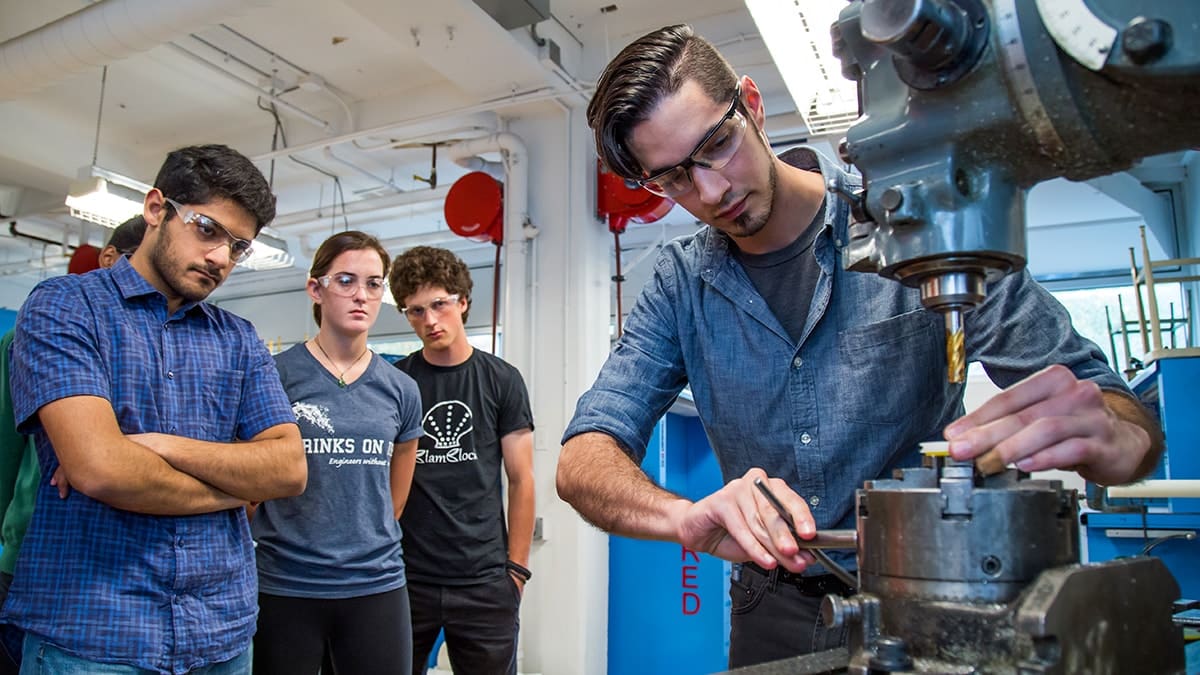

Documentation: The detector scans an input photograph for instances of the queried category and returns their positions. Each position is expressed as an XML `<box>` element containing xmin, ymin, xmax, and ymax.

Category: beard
<box><xmin>148</xmin><ymin>220</ymin><xmax>226</xmax><ymax>304</ymax></box>
<box><xmin>726</xmin><ymin>156</ymin><xmax>777</xmax><ymax>240</ymax></box>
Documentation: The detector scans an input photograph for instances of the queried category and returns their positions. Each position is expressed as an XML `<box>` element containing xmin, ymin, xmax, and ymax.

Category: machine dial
<box><xmin>1034</xmin><ymin>0</ymin><xmax>1118</xmax><ymax>70</ymax></box>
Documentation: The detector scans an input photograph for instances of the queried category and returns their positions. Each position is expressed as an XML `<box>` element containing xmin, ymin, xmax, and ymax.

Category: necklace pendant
<box><xmin>337</xmin><ymin>377</ymin><xmax>347</xmax><ymax>388</ymax></box>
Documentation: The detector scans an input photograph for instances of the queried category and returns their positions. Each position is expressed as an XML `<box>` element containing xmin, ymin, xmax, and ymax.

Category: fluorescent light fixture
<box><xmin>66</xmin><ymin>176</ymin><xmax>145</xmax><ymax>228</ymax></box>
<box><xmin>240</xmin><ymin>227</ymin><xmax>294</xmax><ymax>271</ymax></box>
<box><xmin>744</xmin><ymin>0</ymin><xmax>861</xmax><ymax>137</ymax></box>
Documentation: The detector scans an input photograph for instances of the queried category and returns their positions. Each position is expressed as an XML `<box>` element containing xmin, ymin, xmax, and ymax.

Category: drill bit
<box><xmin>945</xmin><ymin>308</ymin><xmax>966</xmax><ymax>383</ymax></box>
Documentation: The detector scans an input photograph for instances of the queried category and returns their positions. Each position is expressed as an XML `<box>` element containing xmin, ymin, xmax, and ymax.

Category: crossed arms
<box><xmin>40</xmin><ymin>395</ymin><xmax>305</xmax><ymax>516</ymax></box>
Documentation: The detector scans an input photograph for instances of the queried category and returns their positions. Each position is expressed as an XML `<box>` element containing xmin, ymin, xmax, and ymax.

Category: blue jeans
<box><xmin>20</xmin><ymin>634</ymin><xmax>251</xmax><ymax>675</ymax></box>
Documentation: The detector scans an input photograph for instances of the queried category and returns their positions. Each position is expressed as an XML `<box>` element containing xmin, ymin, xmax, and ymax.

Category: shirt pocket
<box><xmin>834</xmin><ymin>309</ymin><xmax>943</xmax><ymax>425</ymax></box>
<box><xmin>177</xmin><ymin>367</ymin><xmax>243</xmax><ymax>441</ymax></box>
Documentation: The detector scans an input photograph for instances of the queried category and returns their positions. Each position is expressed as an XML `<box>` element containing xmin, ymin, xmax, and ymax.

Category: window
<box><xmin>1050</xmin><ymin>282</ymin><xmax>1188</xmax><ymax>372</ymax></box>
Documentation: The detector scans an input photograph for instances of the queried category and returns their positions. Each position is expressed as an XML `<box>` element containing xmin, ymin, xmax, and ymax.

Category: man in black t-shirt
<box><xmin>389</xmin><ymin>246</ymin><xmax>535</xmax><ymax>675</ymax></box>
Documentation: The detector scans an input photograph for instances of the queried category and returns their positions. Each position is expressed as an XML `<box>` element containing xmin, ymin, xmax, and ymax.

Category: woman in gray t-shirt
<box><xmin>251</xmin><ymin>231</ymin><xmax>423</xmax><ymax>675</ymax></box>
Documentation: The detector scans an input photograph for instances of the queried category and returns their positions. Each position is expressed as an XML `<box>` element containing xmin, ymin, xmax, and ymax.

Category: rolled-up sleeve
<box><xmin>968</xmin><ymin>270</ymin><xmax>1128</xmax><ymax>393</ymax></box>
<box><xmin>561</xmin><ymin>250</ymin><xmax>691</xmax><ymax>465</ymax></box>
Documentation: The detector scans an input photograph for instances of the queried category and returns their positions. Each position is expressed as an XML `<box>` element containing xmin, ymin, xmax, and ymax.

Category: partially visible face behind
<box><xmin>148</xmin><ymin>195</ymin><xmax>257</xmax><ymax>304</ymax></box>
<box><xmin>627</xmin><ymin>78</ymin><xmax>776</xmax><ymax>241</ymax></box>
<box><xmin>311</xmin><ymin>248</ymin><xmax>387</xmax><ymax>334</ymax></box>
<box><xmin>402</xmin><ymin>284</ymin><xmax>468</xmax><ymax>352</ymax></box>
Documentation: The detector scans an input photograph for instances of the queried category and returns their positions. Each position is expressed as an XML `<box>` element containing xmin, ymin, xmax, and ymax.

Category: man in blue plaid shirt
<box><xmin>5</xmin><ymin>145</ymin><xmax>306</xmax><ymax>674</ymax></box>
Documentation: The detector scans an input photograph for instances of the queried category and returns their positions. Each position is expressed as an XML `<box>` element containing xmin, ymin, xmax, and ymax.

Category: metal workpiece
<box><xmin>1013</xmin><ymin>557</ymin><xmax>1185</xmax><ymax>674</ymax></box>
<box><xmin>824</xmin><ymin>559</ymin><xmax>1184</xmax><ymax>674</ymax></box>
<box><xmin>859</xmin><ymin>464</ymin><xmax>1078</xmax><ymax>603</ymax></box>
<box><xmin>833</xmin><ymin>0</ymin><xmax>1200</xmax><ymax>381</ymax></box>
<box><xmin>795</xmin><ymin>529</ymin><xmax>859</xmax><ymax>551</ymax></box>
<box><xmin>726</xmin><ymin>458</ymin><xmax>1187</xmax><ymax>673</ymax></box>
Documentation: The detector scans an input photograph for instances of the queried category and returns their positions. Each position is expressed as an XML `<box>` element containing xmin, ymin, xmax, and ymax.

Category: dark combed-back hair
<box><xmin>154</xmin><ymin>144</ymin><xmax>277</xmax><ymax>233</ymax></box>
<box><xmin>587</xmin><ymin>24</ymin><xmax>740</xmax><ymax>180</ymax></box>
<box><xmin>389</xmin><ymin>246</ymin><xmax>474</xmax><ymax>323</ymax></box>
<box><xmin>309</xmin><ymin>230</ymin><xmax>391</xmax><ymax>327</ymax></box>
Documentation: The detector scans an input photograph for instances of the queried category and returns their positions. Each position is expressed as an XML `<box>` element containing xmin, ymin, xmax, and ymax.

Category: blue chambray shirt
<box><xmin>562</xmin><ymin>147</ymin><xmax>1129</xmax><ymax>569</ymax></box>
<box><xmin>5</xmin><ymin>256</ymin><xmax>296</xmax><ymax>674</ymax></box>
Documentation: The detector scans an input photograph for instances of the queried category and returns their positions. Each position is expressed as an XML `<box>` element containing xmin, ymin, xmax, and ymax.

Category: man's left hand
<box><xmin>945</xmin><ymin>364</ymin><xmax>1157</xmax><ymax>485</ymax></box>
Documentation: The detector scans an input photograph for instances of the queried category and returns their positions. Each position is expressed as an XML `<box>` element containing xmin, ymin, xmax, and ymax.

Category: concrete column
<box><xmin>504</xmin><ymin>106</ymin><xmax>612</xmax><ymax>675</ymax></box>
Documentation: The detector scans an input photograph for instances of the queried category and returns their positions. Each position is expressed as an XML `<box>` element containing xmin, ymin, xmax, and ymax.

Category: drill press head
<box><xmin>832</xmin><ymin>0</ymin><xmax>1200</xmax><ymax>382</ymax></box>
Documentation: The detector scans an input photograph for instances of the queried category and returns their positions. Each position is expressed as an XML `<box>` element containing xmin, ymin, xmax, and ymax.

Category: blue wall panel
<box><xmin>608</xmin><ymin>413</ymin><xmax>730</xmax><ymax>675</ymax></box>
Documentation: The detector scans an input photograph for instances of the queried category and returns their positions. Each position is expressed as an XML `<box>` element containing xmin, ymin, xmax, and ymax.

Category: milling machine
<box><xmin>831</xmin><ymin>0</ymin><xmax>1200</xmax><ymax>382</ymax></box>
<box><xmin>729</xmin><ymin>0</ymin><xmax>1200</xmax><ymax>671</ymax></box>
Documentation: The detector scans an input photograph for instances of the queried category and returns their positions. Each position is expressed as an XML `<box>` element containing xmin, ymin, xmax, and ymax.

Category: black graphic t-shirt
<box><xmin>396</xmin><ymin>349</ymin><xmax>533</xmax><ymax>584</ymax></box>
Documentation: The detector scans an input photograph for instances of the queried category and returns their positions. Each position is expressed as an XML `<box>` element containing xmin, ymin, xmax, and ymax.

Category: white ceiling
<box><xmin>0</xmin><ymin>0</ymin><xmax>1189</xmax><ymax>310</ymax></box>
<box><xmin>0</xmin><ymin>0</ymin><xmax>786</xmax><ymax>306</ymax></box>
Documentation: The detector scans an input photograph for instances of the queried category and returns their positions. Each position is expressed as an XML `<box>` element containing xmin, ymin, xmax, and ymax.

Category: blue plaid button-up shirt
<box><xmin>4</xmin><ymin>256</ymin><xmax>295</xmax><ymax>674</ymax></box>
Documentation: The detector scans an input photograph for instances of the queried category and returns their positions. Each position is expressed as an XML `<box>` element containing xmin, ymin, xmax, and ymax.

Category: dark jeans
<box><xmin>728</xmin><ymin>563</ymin><xmax>854</xmax><ymax>669</ymax></box>
<box><xmin>409</xmin><ymin>575</ymin><xmax>521</xmax><ymax>675</ymax></box>
<box><xmin>254</xmin><ymin>587</ymin><xmax>412</xmax><ymax>675</ymax></box>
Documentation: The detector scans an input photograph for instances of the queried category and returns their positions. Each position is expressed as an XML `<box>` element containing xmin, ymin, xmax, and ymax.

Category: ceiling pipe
<box><xmin>322</xmin><ymin>147</ymin><xmax>404</xmax><ymax>193</ymax></box>
<box><xmin>9</xmin><ymin>222</ymin><xmax>76</xmax><ymax>252</ymax></box>
<box><xmin>453</xmin><ymin>155</ymin><xmax>505</xmax><ymax>181</ymax></box>
<box><xmin>270</xmin><ymin>184</ymin><xmax>451</xmax><ymax>230</ymax></box>
<box><xmin>167</xmin><ymin>43</ymin><xmax>331</xmax><ymax>132</ymax></box>
<box><xmin>250</xmin><ymin>87</ymin><xmax>564</xmax><ymax>164</ymax></box>
<box><xmin>0</xmin><ymin>0</ymin><xmax>267</xmax><ymax>101</ymax></box>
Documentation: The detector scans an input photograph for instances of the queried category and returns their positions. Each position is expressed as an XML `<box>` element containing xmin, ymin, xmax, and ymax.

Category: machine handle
<box><xmin>795</xmin><ymin>529</ymin><xmax>859</xmax><ymax>550</ymax></box>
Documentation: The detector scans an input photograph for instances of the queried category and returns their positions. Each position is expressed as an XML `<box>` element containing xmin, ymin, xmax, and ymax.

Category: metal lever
<box><xmin>753</xmin><ymin>478</ymin><xmax>859</xmax><ymax>591</ymax></box>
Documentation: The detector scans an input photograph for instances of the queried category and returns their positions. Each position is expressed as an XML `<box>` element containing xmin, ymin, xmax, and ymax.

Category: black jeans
<box><xmin>254</xmin><ymin>586</ymin><xmax>412</xmax><ymax>675</ymax></box>
<box><xmin>409</xmin><ymin>575</ymin><xmax>521</xmax><ymax>675</ymax></box>
<box><xmin>728</xmin><ymin>563</ymin><xmax>854</xmax><ymax>669</ymax></box>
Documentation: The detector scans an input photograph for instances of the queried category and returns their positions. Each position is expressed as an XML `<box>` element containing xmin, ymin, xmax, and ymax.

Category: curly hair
<box><xmin>389</xmin><ymin>246</ymin><xmax>473</xmax><ymax>323</ymax></box>
<box><xmin>587</xmin><ymin>24</ymin><xmax>739</xmax><ymax>180</ymax></box>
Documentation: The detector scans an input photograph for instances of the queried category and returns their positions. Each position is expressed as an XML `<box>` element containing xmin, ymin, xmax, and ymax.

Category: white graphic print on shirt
<box><xmin>293</xmin><ymin>401</ymin><xmax>335</xmax><ymax>434</ymax></box>
<box><xmin>418</xmin><ymin>400</ymin><xmax>478</xmax><ymax>463</ymax></box>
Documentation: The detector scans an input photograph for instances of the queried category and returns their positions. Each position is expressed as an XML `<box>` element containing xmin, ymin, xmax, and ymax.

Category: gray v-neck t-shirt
<box><xmin>253</xmin><ymin>344</ymin><xmax>423</xmax><ymax>598</ymax></box>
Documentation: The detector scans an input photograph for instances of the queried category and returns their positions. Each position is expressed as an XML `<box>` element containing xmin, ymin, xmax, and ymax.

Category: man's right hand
<box><xmin>670</xmin><ymin>468</ymin><xmax>817</xmax><ymax>573</ymax></box>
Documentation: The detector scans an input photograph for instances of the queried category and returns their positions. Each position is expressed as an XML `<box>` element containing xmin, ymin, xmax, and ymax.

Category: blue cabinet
<box><xmin>608</xmin><ymin>412</ymin><xmax>730</xmax><ymax>675</ymax></box>
<box><xmin>1083</xmin><ymin>356</ymin><xmax>1200</xmax><ymax>600</ymax></box>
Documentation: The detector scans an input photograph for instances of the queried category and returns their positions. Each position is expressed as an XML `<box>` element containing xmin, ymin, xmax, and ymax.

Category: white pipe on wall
<box><xmin>445</xmin><ymin>132</ymin><xmax>536</xmax><ymax>373</ymax></box>
<box><xmin>1106</xmin><ymin>480</ymin><xmax>1200</xmax><ymax>499</ymax></box>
